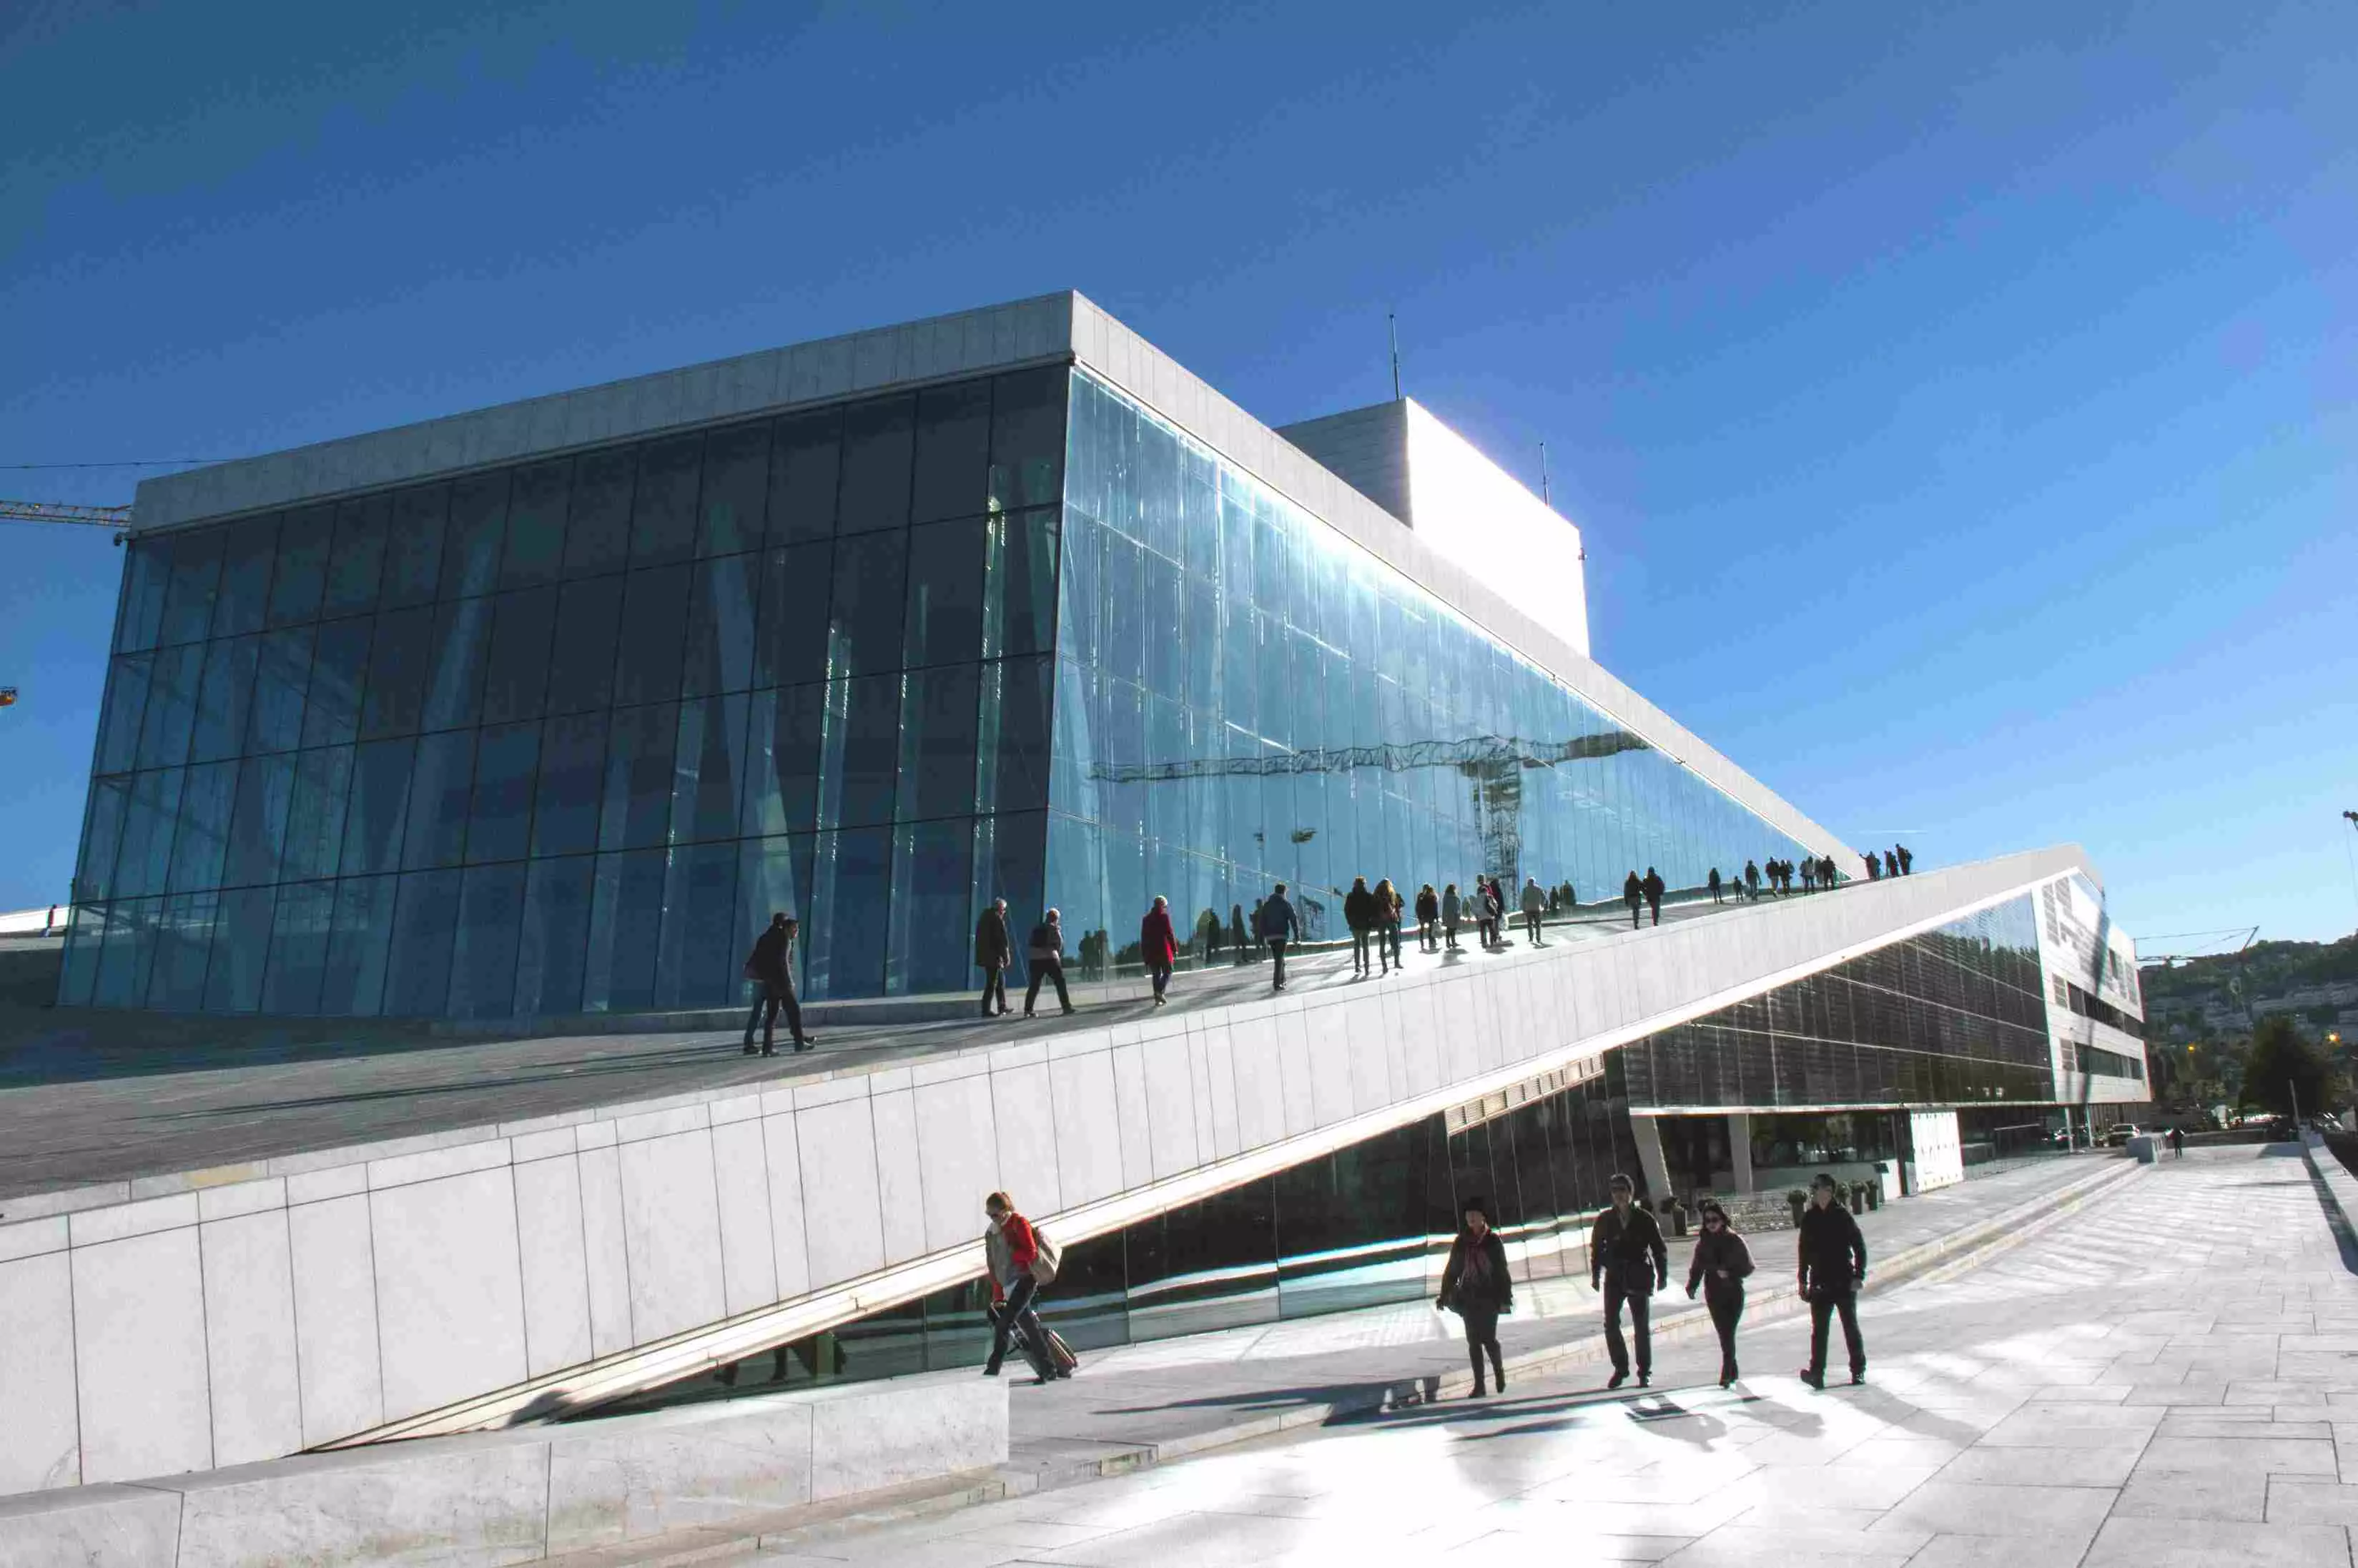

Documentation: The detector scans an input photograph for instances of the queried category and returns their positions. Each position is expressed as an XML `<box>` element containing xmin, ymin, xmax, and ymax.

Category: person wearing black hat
<box><xmin>1436</xmin><ymin>1197</ymin><xmax>1514</xmax><ymax>1396</ymax></box>
<box><xmin>1797</xmin><ymin>1171</ymin><xmax>1868</xmax><ymax>1389</ymax></box>
<box><xmin>1684</xmin><ymin>1199</ymin><xmax>1756</xmax><ymax>1387</ymax></box>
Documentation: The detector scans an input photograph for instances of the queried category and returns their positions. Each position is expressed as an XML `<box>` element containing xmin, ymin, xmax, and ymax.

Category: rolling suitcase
<box><xmin>989</xmin><ymin>1302</ymin><xmax>1058</xmax><ymax>1381</ymax></box>
<box><xmin>1039</xmin><ymin>1325</ymin><xmax>1079</xmax><ymax>1379</ymax></box>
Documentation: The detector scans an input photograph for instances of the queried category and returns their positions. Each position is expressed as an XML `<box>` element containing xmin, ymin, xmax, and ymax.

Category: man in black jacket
<box><xmin>741</xmin><ymin>913</ymin><xmax>814</xmax><ymax>1055</ymax></box>
<box><xmin>1589</xmin><ymin>1173</ymin><xmax>1668</xmax><ymax>1389</ymax></box>
<box><xmin>975</xmin><ymin>898</ymin><xmax>1012</xmax><ymax>1017</ymax></box>
<box><xmin>1797</xmin><ymin>1171</ymin><xmax>1868</xmax><ymax>1388</ymax></box>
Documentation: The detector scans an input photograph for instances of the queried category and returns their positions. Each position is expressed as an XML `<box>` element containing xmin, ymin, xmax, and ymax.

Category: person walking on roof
<box><xmin>1622</xmin><ymin>870</ymin><xmax>1643</xmax><ymax>930</ymax></box>
<box><xmin>1641</xmin><ymin>867</ymin><xmax>1665</xmax><ymax>927</ymax></box>
<box><xmin>1344</xmin><ymin>877</ymin><xmax>1376</xmax><ymax>977</ymax></box>
<box><xmin>1797</xmin><ymin>1172</ymin><xmax>1869</xmax><ymax>1389</ymax></box>
<box><xmin>1685</xmin><ymin>1199</ymin><xmax>1756</xmax><ymax>1387</ymax></box>
<box><xmin>1374</xmin><ymin>877</ymin><xmax>1404</xmax><ymax>974</ymax></box>
<box><xmin>1521</xmin><ymin>877</ymin><xmax>1546</xmax><ymax>946</ymax></box>
<box><xmin>1896</xmin><ymin>844</ymin><xmax>1913</xmax><ymax>875</ymax></box>
<box><xmin>1259</xmin><ymin>882</ymin><xmax>1299</xmax><ymax>991</ymax></box>
<box><xmin>1438</xmin><ymin>1196</ymin><xmax>1514</xmax><ymax>1398</ymax></box>
<box><xmin>741</xmin><ymin>913</ymin><xmax>814</xmax><ymax>1056</ymax></box>
<box><xmin>1140</xmin><ymin>895</ymin><xmax>1178</xmax><ymax>1007</ymax></box>
<box><xmin>1441</xmin><ymin>882</ymin><xmax>1464</xmax><ymax>951</ymax></box>
<box><xmin>1885</xmin><ymin>848</ymin><xmax>1900</xmax><ymax>879</ymax></box>
<box><xmin>1745</xmin><ymin>859</ymin><xmax>1762</xmax><ymax>900</ymax></box>
<box><xmin>975</xmin><ymin>897</ymin><xmax>1012</xmax><ymax>1017</ymax></box>
<box><xmin>1591</xmin><ymin>1173</ymin><xmax>1667</xmax><ymax>1389</ymax></box>
<box><xmin>1023</xmin><ymin>909</ymin><xmax>1075</xmax><ymax>1018</ymax></box>
<box><xmin>1416</xmin><ymin>883</ymin><xmax>1441</xmax><ymax>953</ymax></box>
<box><xmin>1708</xmin><ymin>867</ymin><xmax>1723</xmax><ymax>905</ymax></box>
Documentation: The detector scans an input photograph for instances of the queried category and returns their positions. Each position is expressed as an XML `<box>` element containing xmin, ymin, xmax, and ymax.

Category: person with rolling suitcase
<box><xmin>982</xmin><ymin>1190</ymin><xmax>1073</xmax><ymax>1381</ymax></box>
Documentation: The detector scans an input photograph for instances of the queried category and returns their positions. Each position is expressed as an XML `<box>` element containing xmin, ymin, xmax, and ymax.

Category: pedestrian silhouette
<box><xmin>1641</xmin><ymin>867</ymin><xmax>1664</xmax><ymax>927</ymax></box>
<box><xmin>1896</xmin><ymin>843</ymin><xmax>1913</xmax><ymax>875</ymax></box>
<box><xmin>1622</xmin><ymin>870</ymin><xmax>1642</xmax><ymax>929</ymax></box>
<box><xmin>1884</xmin><ymin>849</ymin><xmax>1899</xmax><ymax>879</ymax></box>
<box><xmin>1707</xmin><ymin>867</ymin><xmax>1723</xmax><ymax>905</ymax></box>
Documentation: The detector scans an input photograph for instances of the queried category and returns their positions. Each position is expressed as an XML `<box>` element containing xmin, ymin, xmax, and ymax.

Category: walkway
<box><xmin>740</xmin><ymin>1146</ymin><xmax>2358</xmax><ymax>1567</ymax></box>
<box><xmin>0</xmin><ymin>883</ymin><xmax>1814</xmax><ymax>1201</ymax></box>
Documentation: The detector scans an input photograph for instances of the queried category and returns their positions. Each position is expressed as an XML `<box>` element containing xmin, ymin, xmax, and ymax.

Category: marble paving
<box><xmin>744</xmin><ymin>1145</ymin><xmax>2358</xmax><ymax>1567</ymax></box>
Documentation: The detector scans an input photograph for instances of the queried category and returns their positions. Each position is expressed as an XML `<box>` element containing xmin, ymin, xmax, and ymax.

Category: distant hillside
<box><xmin>2142</xmin><ymin>935</ymin><xmax>2358</xmax><ymax>1017</ymax></box>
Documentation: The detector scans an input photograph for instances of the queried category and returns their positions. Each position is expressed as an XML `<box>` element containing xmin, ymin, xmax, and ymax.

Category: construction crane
<box><xmin>1</xmin><ymin>498</ymin><xmax>133</xmax><ymax>543</ymax></box>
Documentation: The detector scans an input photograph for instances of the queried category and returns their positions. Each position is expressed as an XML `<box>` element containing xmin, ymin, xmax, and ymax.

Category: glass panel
<box><xmin>266</xmin><ymin>506</ymin><xmax>333</xmax><ymax>626</ymax></box>
<box><xmin>582</xmin><ymin>848</ymin><xmax>666</xmax><ymax>1012</ymax></box>
<box><xmin>826</xmin><ymin>532</ymin><xmax>907</xmax><ymax>678</ymax></box>
<box><xmin>383</xmin><ymin>869</ymin><xmax>463</xmax><ymax>1015</ymax></box>
<box><xmin>112</xmin><ymin>767</ymin><xmax>183</xmax><ymax>897</ymax></box>
<box><xmin>225</xmin><ymin>754</ymin><xmax>296</xmax><ymax>887</ymax></box>
<box><xmin>837</xmin><ymin>394</ymin><xmax>914</xmax><ymax>534</ymax></box>
<box><xmin>442</xmin><ymin>470</ymin><xmax>510</xmax><ymax>600</ymax></box>
<box><xmin>671</xmin><ymin>694</ymin><xmax>749</xmax><ymax>845</ymax></box>
<box><xmin>203</xmin><ymin>885</ymin><xmax>275</xmax><ymax>1013</ymax></box>
<box><xmin>323</xmin><ymin>495</ymin><xmax>390</xmax><ymax>618</ymax></box>
<box><xmin>400</xmin><ymin>730</ymin><xmax>475</xmax><ymax>869</ymax></box>
<box><xmin>96</xmin><ymin>653</ymin><xmax>152</xmax><ymax>775</ymax></box>
<box><xmin>653</xmin><ymin>842</ymin><xmax>738</xmax><ymax>1008</ymax></box>
<box><xmin>734</xmin><ymin>836</ymin><xmax>814</xmax><ymax>987</ymax></box>
<box><xmin>598</xmin><ymin>703</ymin><xmax>678</xmax><ymax>850</ymax></box>
<box><xmin>190</xmin><ymin>635</ymin><xmax>259</xmax><ymax>763</ymax></box>
<box><xmin>972</xmin><ymin>811</ymin><xmax>1046</xmax><ymax>965</ymax></box>
<box><xmin>698</xmin><ymin>423</ymin><xmax>769</xmax><ymax>557</ymax></box>
<box><xmin>753</xmin><ymin>541</ymin><xmax>830</xmax><ymax>689</ymax></box>
<box><xmin>819</xmin><ymin>674</ymin><xmax>899</xmax><ymax>829</ymax></box>
<box><xmin>631</xmin><ymin>436</ymin><xmax>702</xmax><ymax>565</ymax></box>
<box><xmin>467</xmin><ymin>722</ymin><xmax>541</xmax><ymax>864</ymax></box>
<box><xmin>500</xmin><ymin>460</ymin><xmax>571</xmax><ymax>589</ymax></box>
<box><xmin>159</xmin><ymin>528</ymin><xmax>225</xmax><ymax>646</ymax></box>
<box><xmin>898</xmin><ymin>664</ymin><xmax>978</xmax><ymax>821</ymax></box>
<box><xmin>384</xmin><ymin>485</ymin><xmax>448</xmax><ymax>607</ymax></box>
<box><xmin>321</xmin><ymin>874</ymin><xmax>398</xmax><ymax>1015</ymax></box>
<box><xmin>75</xmin><ymin>775</ymin><xmax>130</xmax><ymax>903</ymax></box>
<box><xmin>57</xmin><ymin>903</ymin><xmax>106</xmax><ymax>1007</ymax></box>
<box><xmin>912</xmin><ymin>380</ymin><xmax>992</xmax><ymax>523</ymax></box>
<box><xmin>282</xmin><ymin>746</ymin><xmax>352</xmax><ymax>882</ymax></box>
<box><xmin>358</xmin><ymin>607</ymin><xmax>432</xmax><ymax>739</ymax></box>
<box><xmin>245</xmin><ymin>627</ymin><xmax>312</xmax><ymax>754</ymax></box>
<box><xmin>448</xmin><ymin>862</ymin><xmax>528</xmax><ymax>1018</ymax></box>
<box><xmin>806</xmin><ymin>826</ymin><xmax>889</xmax><ymax>999</ymax></box>
<box><xmin>116</xmin><ymin>537</ymin><xmax>169</xmax><ymax>653</ymax></box>
<box><xmin>136</xmin><ymin>642</ymin><xmax>203</xmax><ymax>769</ymax></box>
<box><xmin>515</xmin><ymin>855</ymin><xmax>596</xmax><ymax>1016</ymax></box>
<box><xmin>260</xmin><ymin>880</ymin><xmax>335</xmax><ymax>1014</ymax></box>
<box><xmin>885</xmin><ymin>817</ymin><xmax>972</xmax><ymax>995</ymax></box>
<box><xmin>681</xmin><ymin>552</ymin><xmax>760</xmax><ymax>697</ymax></box>
<box><xmin>548</xmin><ymin>575</ymin><xmax>625</xmax><ymax>714</ymax></box>
<box><xmin>340</xmin><ymin>738</ymin><xmax>415</xmax><ymax>877</ymax></box>
<box><xmin>981</xmin><ymin>508</ymin><xmax>1057</xmax><ymax>661</ymax></box>
<box><xmin>420</xmin><ymin>596</ymin><xmax>493</xmax><ymax>731</ymax></box>
<box><xmin>92</xmin><ymin>896</ymin><xmax>159</xmax><ymax>1008</ymax></box>
<box><xmin>212</xmin><ymin>514</ymin><xmax>280</xmax><ymax>636</ymax></box>
<box><xmin>300</xmin><ymin>618</ymin><xmax>372</xmax><ymax>749</ymax></box>
<box><xmin>768</xmin><ymin>408</ymin><xmax>840</xmax><ymax>545</ymax></box>
<box><xmin>613</xmin><ymin>564</ymin><xmax>691</xmax><ymax>706</ymax></box>
<box><xmin>563</xmin><ymin>448</ymin><xmax>636</xmax><ymax>578</ymax></box>
<box><xmin>149</xmin><ymin>892</ymin><xmax>218</xmax><ymax>1011</ymax></box>
<box><xmin>988</xmin><ymin>365</ymin><xmax>1067</xmax><ymax>513</ymax></box>
<box><xmin>904</xmin><ymin>519</ymin><xmax>985</xmax><ymax>670</ymax></box>
<box><xmin>533</xmin><ymin>713</ymin><xmax>608</xmax><ymax>857</ymax></box>
<box><xmin>741</xmin><ymin>683</ymin><xmax>823</xmax><ymax>839</ymax></box>
<box><xmin>480</xmin><ymin>587</ymin><xmax>559</xmax><ymax>725</ymax></box>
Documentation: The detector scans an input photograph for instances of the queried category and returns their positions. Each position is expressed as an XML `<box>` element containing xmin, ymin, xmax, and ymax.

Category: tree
<box><xmin>2241</xmin><ymin>1016</ymin><xmax>2329</xmax><ymax>1118</ymax></box>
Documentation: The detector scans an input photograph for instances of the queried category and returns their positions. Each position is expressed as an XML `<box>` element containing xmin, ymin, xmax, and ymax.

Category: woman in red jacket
<box><xmin>1140</xmin><ymin>895</ymin><xmax>1178</xmax><ymax>1006</ymax></box>
<box><xmin>983</xmin><ymin>1190</ymin><xmax>1059</xmax><ymax>1378</ymax></box>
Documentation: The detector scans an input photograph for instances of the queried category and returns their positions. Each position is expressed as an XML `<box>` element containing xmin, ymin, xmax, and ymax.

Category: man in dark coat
<box><xmin>1589</xmin><ymin>1173</ymin><xmax>1667</xmax><ymax>1389</ymax></box>
<box><xmin>1707</xmin><ymin>867</ymin><xmax>1722</xmax><ymax>905</ymax></box>
<box><xmin>1865</xmin><ymin>852</ymin><xmax>1881</xmax><ymax>880</ymax></box>
<box><xmin>1343</xmin><ymin>877</ymin><xmax>1378</xmax><ymax>976</ymax></box>
<box><xmin>1022</xmin><ymin>909</ymin><xmax>1074</xmax><ymax>1017</ymax></box>
<box><xmin>1896</xmin><ymin>843</ymin><xmax>1913</xmax><ymax>875</ymax></box>
<box><xmin>1744</xmin><ymin>859</ymin><xmax>1761</xmax><ymax>899</ymax></box>
<box><xmin>1640</xmin><ymin>867</ymin><xmax>1665</xmax><ymax>927</ymax></box>
<box><xmin>1437</xmin><ymin>1197</ymin><xmax>1514</xmax><ymax>1397</ymax></box>
<box><xmin>741</xmin><ymin>913</ymin><xmax>814</xmax><ymax>1055</ymax></box>
<box><xmin>1885</xmin><ymin>848</ymin><xmax>1900</xmax><ymax>879</ymax></box>
<box><xmin>1622</xmin><ymin>870</ymin><xmax>1643</xmax><ymax>929</ymax></box>
<box><xmin>1797</xmin><ymin>1171</ymin><xmax>1869</xmax><ymax>1389</ymax></box>
<box><xmin>975</xmin><ymin>897</ymin><xmax>1012</xmax><ymax>1017</ymax></box>
<box><xmin>1258</xmin><ymin>882</ymin><xmax>1300</xmax><ymax>991</ymax></box>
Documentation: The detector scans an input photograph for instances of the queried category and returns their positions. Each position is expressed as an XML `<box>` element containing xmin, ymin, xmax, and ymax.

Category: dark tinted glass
<box><xmin>76</xmin><ymin>776</ymin><xmax>130</xmax><ymax>903</ymax></box>
<box><xmin>515</xmin><ymin>855</ymin><xmax>595</xmax><ymax>1016</ymax></box>
<box><xmin>323</xmin><ymin>495</ymin><xmax>389</xmax><ymax>618</ymax></box>
<box><xmin>340</xmin><ymin>739</ymin><xmax>415</xmax><ymax>877</ymax></box>
<box><xmin>301</xmin><ymin>619</ymin><xmax>372</xmax><ymax>749</ymax></box>
<box><xmin>203</xmin><ymin>886</ymin><xmax>275</xmax><ymax>1013</ymax></box>
<box><xmin>321</xmin><ymin>874</ymin><xmax>398</xmax><ymax>1015</ymax></box>
<box><xmin>598</xmin><ymin>703</ymin><xmax>677</xmax><ymax>850</ymax></box>
<box><xmin>547</xmin><ymin>576</ymin><xmax>626</xmax><ymax>714</ymax></box>
<box><xmin>149</xmin><ymin>892</ymin><xmax>217</xmax><ymax>1011</ymax></box>
<box><xmin>400</xmin><ymin>730</ymin><xmax>475</xmax><ymax>869</ymax></box>
<box><xmin>247</xmin><ymin>628</ymin><xmax>313</xmax><ymax>754</ymax></box>
<box><xmin>159</xmin><ymin>529</ymin><xmax>225</xmax><ymax>647</ymax></box>
<box><xmin>734</xmin><ymin>835</ymin><xmax>814</xmax><ymax>968</ymax></box>
<box><xmin>449</xmin><ymin>862</ymin><xmax>528</xmax><ymax>1017</ymax></box>
<box><xmin>260</xmin><ymin>880</ymin><xmax>334</xmax><ymax>1015</ymax></box>
<box><xmin>837</xmin><ymin>395</ymin><xmax>914</xmax><ymax>534</ymax></box>
<box><xmin>681</xmin><ymin>552</ymin><xmax>759</xmax><ymax>697</ymax></box>
<box><xmin>977</xmin><ymin>655</ymin><xmax>1052</xmax><ymax>814</ymax></box>
<box><xmin>897</xmin><ymin>665</ymin><xmax>978</xmax><ymax>821</ymax></box>
<box><xmin>768</xmin><ymin>408</ymin><xmax>840</xmax><ymax>543</ymax></box>
<box><xmin>266</xmin><ymin>508</ymin><xmax>333</xmax><ymax>626</ymax></box>
<box><xmin>442</xmin><ymin>471</ymin><xmax>510</xmax><ymax>600</ymax></box>
<box><xmin>467</xmin><ymin>722</ymin><xmax>540</xmax><ymax>864</ymax></box>
<box><xmin>613</xmin><ymin>565</ymin><xmax>691</xmax><ymax>706</ymax></box>
<box><xmin>189</xmin><ymin>637</ymin><xmax>257</xmax><ymax>765</ymax></box>
<box><xmin>116</xmin><ymin>538</ymin><xmax>169</xmax><ymax>653</ymax></box>
<box><xmin>631</xmin><ymin>437</ymin><xmax>702</xmax><ymax>565</ymax></box>
<box><xmin>671</xmin><ymin>694</ymin><xmax>749</xmax><ymax>845</ymax></box>
<box><xmin>753</xmin><ymin>542</ymin><xmax>830</xmax><ymax>689</ymax></box>
<box><xmin>904</xmin><ymin>520</ymin><xmax>985</xmax><ymax>669</ymax></box>
<box><xmin>137</xmin><ymin>643</ymin><xmax>203</xmax><ymax>769</ymax></box>
<box><xmin>167</xmin><ymin>761</ymin><xmax>236</xmax><ymax>893</ymax></box>
<box><xmin>741</xmin><ymin>683</ymin><xmax>823</xmax><ymax>838</ymax></box>
<box><xmin>360</xmin><ymin>607</ymin><xmax>433</xmax><ymax>739</ymax></box>
<box><xmin>383</xmin><ymin>869</ymin><xmax>463</xmax><ymax>1015</ymax></box>
<box><xmin>564</xmin><ymin>449</ymin><xmax>636</xmax><ymax>578</ymax></box>
<box><xmin>96</xmin><ymin>654</ymin><xmax>152</xmax><ymax>774</ymax></box>
<box><xmin>653</xmin><ymin>842</ymin><xmax>738</xmax><ymax>1007</ymax></box>
<box><xmin>282</xmin><ymin>746</ymin><xmax>352</xmax><ymax>882</ymax></box>
<box><xmin>501</xmin><ymin>460</ymin><xmax>571</xmax><ymax>589</ymax></box>
<box><xmin>698</xmin><ymin>424</ymin><xmax>769</xmax><ymax>557</ymax></box>
<box><xmin>113</xmin><ymin>767</ymin><xmax>183</xmax><ymax>897</ymax></box>
<box><xmin>212</xmin><ymin>515</ymin><xmax>280</xmax><ymax>636</ymax></box>
<box><xmin>989</xmin><ymin>366</ymin><xmax>1067</xmax><ymax>513</ymax></box>
<box><xmin>480</xmin><ymin>587</ymin><xmax>559</xmax><ymax>725</ymax></box>
<box><xmin>806</xmin><ymin>825</ymin><xmax>889</xmax><ymax>999</ymax></box>
<box><xmin>421</xmin><ymin>596</ymin><xmax>494</xmax><ymax>731</ymax></box>
<box><xmin>383</xmin><ymin>488</ymin><xmax>448</xmax><ymax>608</ymax></box>
<box><xmin>982</xmin><ymin>508</ymin><xmax>1057</xmax><ymax>660</ymax></box>
<box><xmin>583</xmin><ymin>848</ymin><xmax>665</xmax><ymax>1012</ymax></box>
<box><xmin>224</xmin><ymin>754</ymin><xmax>295</xmax><ymax>888</ymax></box>
<box><xmin>912</xmin><ymin>380</ymin><xmax>991</xmax><ymax>523</ymax></box>
<box><xmin>533</xmin><ymin>713</ymin><xmax>608</xmax><ymax>857</ymax></box>
<box><xmin>827</xmin><ymin>532</ymin><xmax>907</xmax><ymax>677</ymax></box>
<box><xmin>886</xmin><ymin>818</ymin><xmax>971</xmax><ymax>995</ymax></box>
<box><xmin>824</xmin><ymin>675</ymin><xmax>900</xmax><ymax>829</ymax></box>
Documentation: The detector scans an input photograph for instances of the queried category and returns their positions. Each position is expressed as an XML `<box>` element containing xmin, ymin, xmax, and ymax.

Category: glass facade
<box><xmin>591</xmin><ymin>1062</ymin><xmax>1645</xmax><ymax>1412</ymax></box>
<box><xmin>1042</xmin><ymin>370</ymin><xmax>1822</xmax><ymax>975</ymax></box>
<box><xmin>62</xmin><ymin>367</ymin><xmax>1066</xmax><ymax>1013</ymax></box>
<box><xmin>1619</xmin><ymin>895</ymin><xmax>2056</xmax><ymax>1111</ymax></box>
<box><xmin>64</xmin><ymin>360</ymin><xmax>1832</xmax><ymax>1017</ymax></box>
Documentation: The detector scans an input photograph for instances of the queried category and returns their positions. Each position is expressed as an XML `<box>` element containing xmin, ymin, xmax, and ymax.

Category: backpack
<box><xmin>1029</xmin><ymin>1224</ymin><xmax>1061</xmax><ymax>1285</ymax></box>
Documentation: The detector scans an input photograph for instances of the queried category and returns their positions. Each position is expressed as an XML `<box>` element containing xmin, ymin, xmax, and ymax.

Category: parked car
<box><xmin>2103</xmin><ymin>1123</ymin><xmax>2141</xmax><ymax>1147</ymax></box>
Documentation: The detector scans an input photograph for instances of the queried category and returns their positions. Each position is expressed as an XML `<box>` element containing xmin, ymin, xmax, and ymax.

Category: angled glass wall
<box><xmin>1045</xmin><ymin>370</ymin><xmax>1825</xmax><ymax>975</ymax></box>
<box><xmin>61</xmin><ymin>367</ymin><xmax>1065</xmax><ymax>1015</ymax></box>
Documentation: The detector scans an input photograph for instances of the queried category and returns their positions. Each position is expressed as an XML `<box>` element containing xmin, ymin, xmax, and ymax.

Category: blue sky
<box><xmin>3</xmin><ymin>1</ymin><xmax>2352</xmax><ymax>950</ymax></box>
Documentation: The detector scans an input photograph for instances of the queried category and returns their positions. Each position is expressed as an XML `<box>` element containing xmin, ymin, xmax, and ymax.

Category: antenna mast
<box><xmin>1540</xmin><ymin>442</ymin><xmax>1551</xmax><ymax>505</ymax></box>
<box><xmin>1387</xmin><ymin>312</ymin><xmax>1401</xmax><ymax>402</ymax></box>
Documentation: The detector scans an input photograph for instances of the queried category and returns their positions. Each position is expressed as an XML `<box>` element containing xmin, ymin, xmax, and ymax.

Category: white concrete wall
<box><xmin>0</xmin><ymin>847</ymin><xmax>2089</xmax><ymax>1493</ymax></box>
